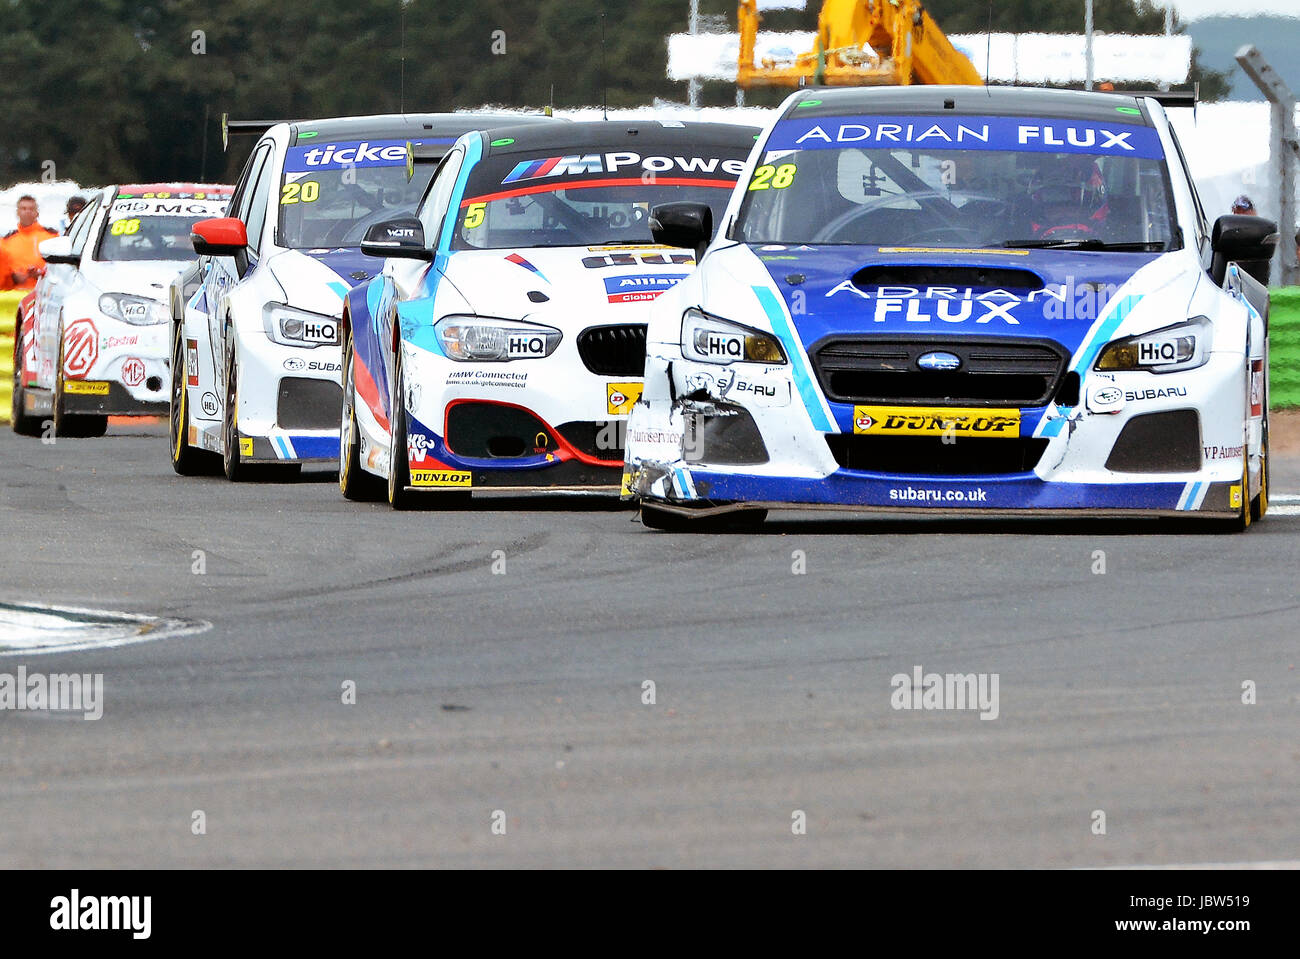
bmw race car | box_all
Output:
[623,87,1275,530]
[338,120,758,506]
[10,184,232,437]
[169,112,554,479]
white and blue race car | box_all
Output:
[169,112,551,479]
[338,120,757,506]
[624,86,1274,530]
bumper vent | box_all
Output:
[276,377,342,430]
[826,434,1049,475]
[1105,410,1202,473]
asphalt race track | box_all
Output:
[2,422,1298,868]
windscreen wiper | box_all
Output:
[999,239,1167,251]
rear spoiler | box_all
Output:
[221,114,289,151]
[1100,84,1199,111]
[404,140,455,181]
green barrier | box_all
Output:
[0,290,24,424]
[1270,287,1300,409]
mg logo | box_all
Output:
[121,357,146,387]
[62,319,99,378]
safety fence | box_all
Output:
[0,290,25,424]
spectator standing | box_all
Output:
[0,195,58,290]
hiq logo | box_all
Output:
[507,334,547,357]
[704,333,743,359]
[604,273,688,304]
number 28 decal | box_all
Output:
[748,164,797,191]
[281,181,320,204]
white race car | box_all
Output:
[624,86,1275,530]
[10,184,232,437]
[337,120,757,506]
[169,113,552,479]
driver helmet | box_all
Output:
[1028,154,1108,238]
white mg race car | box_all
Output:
[624,87,1274,530]
[169,113,552,479]
[337,120,757,506]
[10,184,232,437]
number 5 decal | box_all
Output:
[463,202,486,229]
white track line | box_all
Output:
[1096,861,1300,870]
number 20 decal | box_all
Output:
[748,164,797,191]
[281,181,320,204]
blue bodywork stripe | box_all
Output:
[752,285,833,433]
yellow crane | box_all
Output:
[737,0,982,89]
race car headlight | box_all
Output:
[262,303,339,348]
[434,315,561,362]
[1095,317,1212,374]
[681,307,786,365]
[99,293,167,326]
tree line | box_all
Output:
[0,0,1223,186]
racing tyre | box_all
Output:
[339,325,385,501]
[9,331,42,436]
[221,347,244,482]
[1252,384,1269,523]
[52,328,107,439]
[640,503,768,532]
[169,324,220,475]
[387,346,416,510]
[222,347,299,483]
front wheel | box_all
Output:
[1252,385,1269,522]
[387,346,415,510]
[221,346,245,481]
[10,331,42,436]
[170,325,220,475]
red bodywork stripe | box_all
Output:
[353,350,390,433]
[461,177,733,207]
[444,398,622,468]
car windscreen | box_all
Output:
[94,195,231,262]
[278,139,445,249]
[452,143,749,250]
[734,114,1178,250]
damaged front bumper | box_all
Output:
[623,348,1251,520]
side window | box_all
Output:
[418,147,466,250]
[1166,125,1207,249]
[243,145,276,256]
[232,144,271,227]
[68,196,101,255]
